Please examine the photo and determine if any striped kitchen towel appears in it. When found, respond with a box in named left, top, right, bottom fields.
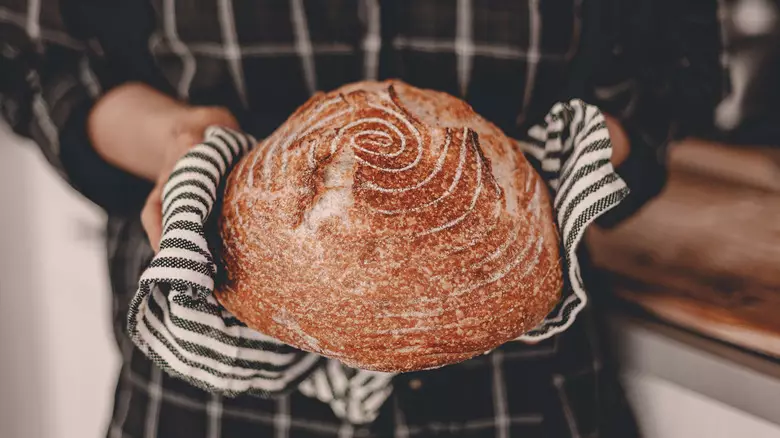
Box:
left=127, top=99, right=629, bottom=424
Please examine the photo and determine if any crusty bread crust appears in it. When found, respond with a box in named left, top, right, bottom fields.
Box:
left=217, top=80, right=562, bottom=372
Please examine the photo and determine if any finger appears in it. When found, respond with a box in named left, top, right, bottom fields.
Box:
left=141, top=184, right=164, bottom=253
left=603, top=114, right=630, bottom=166
left=193, top=106, right=240, bottom=130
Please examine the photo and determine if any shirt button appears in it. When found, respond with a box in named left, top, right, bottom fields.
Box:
left=408, top=378, right=423, bottom=390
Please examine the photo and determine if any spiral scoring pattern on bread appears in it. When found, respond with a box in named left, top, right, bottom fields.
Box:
left=218, top=81, right=562, bottom=372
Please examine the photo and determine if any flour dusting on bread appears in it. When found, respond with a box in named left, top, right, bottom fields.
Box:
left=218, top=80, right=562, bottom=372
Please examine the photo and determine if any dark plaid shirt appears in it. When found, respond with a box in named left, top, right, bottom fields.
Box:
left=1, top=0, right=723, bottom=436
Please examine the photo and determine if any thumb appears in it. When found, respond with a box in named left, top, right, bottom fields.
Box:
left=141, top=183, right=164, bottom=253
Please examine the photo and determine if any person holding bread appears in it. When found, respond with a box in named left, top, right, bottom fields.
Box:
left=1, top=0, right=723, bottom=437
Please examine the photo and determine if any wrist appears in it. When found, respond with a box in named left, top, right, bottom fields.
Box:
left=89, top=83, right=189, bottom=180
left=88, top=83, right=238, bottom=181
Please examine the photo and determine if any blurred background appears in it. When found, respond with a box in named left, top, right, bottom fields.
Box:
left=2, top=0, right=780, bottom=437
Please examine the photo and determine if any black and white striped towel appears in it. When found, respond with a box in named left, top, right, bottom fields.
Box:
left=128, top=99, right=629, bottom=424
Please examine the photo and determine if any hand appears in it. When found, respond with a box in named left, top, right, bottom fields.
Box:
left=140, top=107, right=238, bottom=252
left=88, top=83, right=239, bottom=251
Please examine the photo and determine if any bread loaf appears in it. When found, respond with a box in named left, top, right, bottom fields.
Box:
left=217, top=80, right=562, bottom=372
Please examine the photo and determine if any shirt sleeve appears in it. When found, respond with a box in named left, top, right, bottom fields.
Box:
left=573, top=0, right=724, bottom=227
left=0, top=0, right=153, bottom=215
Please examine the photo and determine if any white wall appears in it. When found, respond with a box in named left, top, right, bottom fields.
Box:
left=0, top=125, right=119, bottom=438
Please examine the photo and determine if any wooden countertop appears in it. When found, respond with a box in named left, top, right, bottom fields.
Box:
left=588, top=139, right=780, bottom=358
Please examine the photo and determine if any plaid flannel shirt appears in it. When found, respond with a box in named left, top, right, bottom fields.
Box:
left=1, top=0, right=723, bottom=436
